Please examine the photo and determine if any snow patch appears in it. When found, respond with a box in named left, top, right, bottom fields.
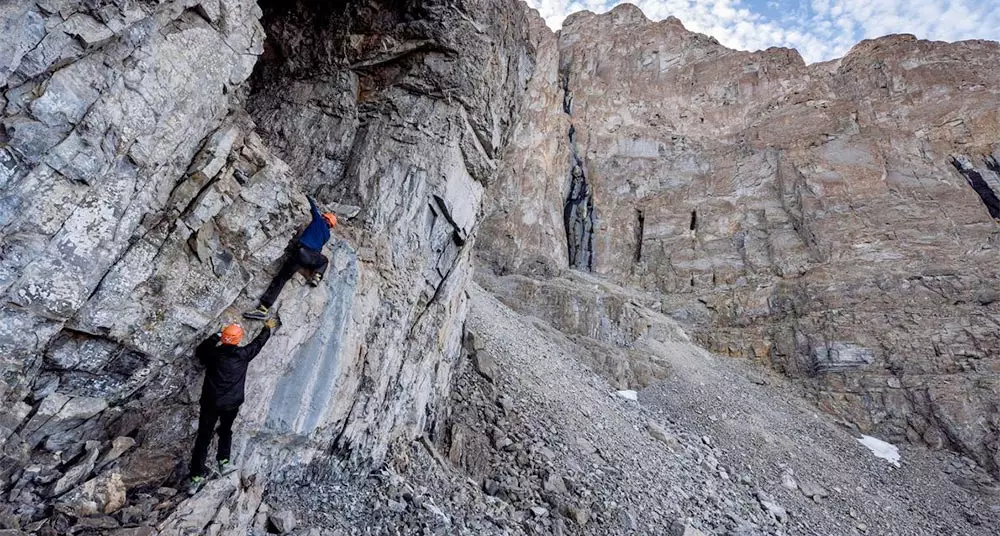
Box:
left=857, top=435, right=901, bottom=467
left=616, top=390, right=638, bottom=401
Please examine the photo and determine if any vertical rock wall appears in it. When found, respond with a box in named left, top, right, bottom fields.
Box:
left=480, top=4, right=1000, bottom=477
left=0, top=0, right=536, bottom=530
left=242, top=0, right=535, bottom=462
left=476, top=13, right=570, bottom=277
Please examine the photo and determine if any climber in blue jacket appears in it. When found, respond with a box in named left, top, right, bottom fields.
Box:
left=244, top=196, right=337, bottom=320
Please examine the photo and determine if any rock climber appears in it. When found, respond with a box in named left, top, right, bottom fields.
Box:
left=244, top=196, right=337, bottom=320
left=188, top=319, right=278, bottom=494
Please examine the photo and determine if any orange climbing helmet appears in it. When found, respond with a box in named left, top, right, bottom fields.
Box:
left=322, top=212, right=338, bottom=228
left=220, top=324, right=244, bottom=346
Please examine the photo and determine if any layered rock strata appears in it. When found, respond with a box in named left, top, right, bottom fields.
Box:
left=0, top=0, right=536, bottom=531
left=479, top=4, right=1000, bottom=477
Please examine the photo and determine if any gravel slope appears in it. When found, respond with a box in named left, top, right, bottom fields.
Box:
left=265, top=284, right=1000, bottom=535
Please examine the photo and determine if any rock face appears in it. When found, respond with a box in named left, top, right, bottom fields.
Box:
left=2, top=0, right=1000, bottom=531
left=242, top=0, right=534, bottom=460
left=478, top=4, right=1000, bottom=477
left=0, top=0, right=535, bottom=530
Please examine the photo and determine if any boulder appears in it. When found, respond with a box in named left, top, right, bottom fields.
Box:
left=50, top=441, right=100, bottom=497
left=55, top=471, right=126, bottom=517
left=98, top=436, right=137, bottom=468
left=564, top=506, right=590, bottom=526
left=268, top=509, right=297, bottom=534
left=647, top=422, right=679, bottom=450
left=543, top=473, right=568, bottom=494
left=472, top=350, right=498, bottom=383
left=756, top=492, right=788, bottom=524
left=108, top=527, right=155, bottom=536
left=798, top=479, right=830, bottom=500
left=119, top=450, right=175, bottom=489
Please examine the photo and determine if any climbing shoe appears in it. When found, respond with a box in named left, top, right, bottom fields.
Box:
left=242, top=305, right=270, bottom=320
left=308, top=273, right=323, bottom=287
left=187, top=475, right=206, bottom=495
left=217, top=459, right=237, bottom=477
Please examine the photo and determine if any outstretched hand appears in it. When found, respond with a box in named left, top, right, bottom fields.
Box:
left=264, top=316, right=280, bottom=330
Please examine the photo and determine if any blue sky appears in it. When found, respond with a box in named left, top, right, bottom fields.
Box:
left=525, top=0, right=1000, bottom=63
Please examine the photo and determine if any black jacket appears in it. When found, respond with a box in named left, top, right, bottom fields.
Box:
left=195, top=327, right=271, bottom=409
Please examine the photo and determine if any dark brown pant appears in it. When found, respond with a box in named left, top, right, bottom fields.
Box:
left=259, top=246, right=329, bottom=308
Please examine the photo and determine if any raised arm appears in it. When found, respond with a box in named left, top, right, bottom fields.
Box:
left=239, top=326, right=272, bottom=363
left=307, top=196, right=322, bottom=221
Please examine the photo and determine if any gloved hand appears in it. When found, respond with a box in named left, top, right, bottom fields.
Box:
left=264, top=317, right=279, bottom=330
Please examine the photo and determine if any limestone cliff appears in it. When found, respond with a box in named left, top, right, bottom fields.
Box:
left=479, top=4, right=1000, bottom=478
left=1, top=0, right=999, bottom=532
left=0, top=0, right=535, bottom=531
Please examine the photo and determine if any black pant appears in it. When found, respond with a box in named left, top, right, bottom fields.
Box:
left=259, top=246, right=329, bottom=308
left=190, top=403, right=240, bottom=478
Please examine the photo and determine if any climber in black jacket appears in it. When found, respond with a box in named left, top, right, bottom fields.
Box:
left=187, top=319, right=278, bottom=494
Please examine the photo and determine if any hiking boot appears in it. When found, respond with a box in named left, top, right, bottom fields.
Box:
left=308, top=273, right=323, bottom=287
left=242, top=305, right=270, bottom=320
left=217, top=459, right=237, bottom=477
left=187, top=475, right=206, bottom=495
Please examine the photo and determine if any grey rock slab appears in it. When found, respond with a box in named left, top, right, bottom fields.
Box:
left=60, top=13, right=115, bottom=47
left=99, top=436, right=137, bottom=467
left=757, top=494, right=788, bottom=524
left=472, top=350, right=497, bottom=383
left=798, top=479, right=829, bottom=500
left=647, top=421, right=679, bottom=449
left=269, top=509, right=297, bottom=533
left=28, top=57, right=105, bottom=128
left=186, top=126, right=242, bottom=182
left=0, top=0, right=46, bottom=86
left=50, top=440, right=100, bottom=496
left=55, top=470, right=127, bottom=517
left=543, top=473, right=568, bottom=495
left=72, top=514, right=121, bottom=531
left=326, top=202, right=361, bottom=219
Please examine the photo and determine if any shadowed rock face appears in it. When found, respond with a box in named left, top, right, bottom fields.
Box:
left=479, top=4, right=1000, bottom=477
left=0, top=0, right=535, bottom=530
left=239, top=0, right=536, bottom=462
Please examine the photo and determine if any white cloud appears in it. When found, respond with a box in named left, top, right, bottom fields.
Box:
left=524, top=0, right=1000, bottom=63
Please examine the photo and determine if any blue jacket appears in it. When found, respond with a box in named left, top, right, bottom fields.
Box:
left=298, top=198, right=330, bottom=252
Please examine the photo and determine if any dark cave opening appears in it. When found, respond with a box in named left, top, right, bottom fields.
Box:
left=950, top=157, right=1000, bottom=220
left=634, top=209, right=644, bottom=263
